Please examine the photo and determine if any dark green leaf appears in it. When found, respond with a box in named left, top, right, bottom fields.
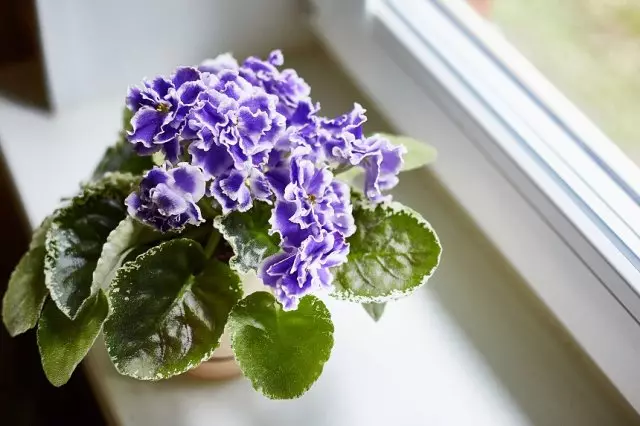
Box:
left=37, top=290, right=109, bottom=387
left=362, top=302, right=386, bottom=322
left=44, top=173, right=137, bottom=319
left=213, top=202, right=280, bottom=273
left=104, top=239, right=242, bottom=380
left=336, top=133, right=437, bottom=184
left=92, top=108, right=152, bottom=180
left=92, top=217, right=164, bottom=292
left=228, top=292, right=334, bottom=399
left=92, top=138, right=154, bottom=181
left=332, top=200, right=441, bottom=302
left=2, top=217, right=52, bottom=336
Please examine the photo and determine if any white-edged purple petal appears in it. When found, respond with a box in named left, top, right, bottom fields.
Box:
left=127, top=164, right=205, bottom=232
left=151, top=183, right=188, bottom=216
left=129, top=108, right=164, bottom=147
left=172, top=67, right=201, bottom=88
left=189, top=143, right=234, bottom=179
left=169, top=162, right=206, bottom=200
left=199, top=53, right=239, bottom=75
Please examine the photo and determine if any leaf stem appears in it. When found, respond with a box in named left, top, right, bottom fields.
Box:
left=203, top=230, right=221, bottom=259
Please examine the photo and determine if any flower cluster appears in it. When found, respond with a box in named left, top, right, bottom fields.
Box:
left=124, top=50, right=405, bottom=308
left=126, top=163, right=205, bottom=232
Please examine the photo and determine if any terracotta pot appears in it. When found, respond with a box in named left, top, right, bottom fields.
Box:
left=186, top=272, right=263, bottom=381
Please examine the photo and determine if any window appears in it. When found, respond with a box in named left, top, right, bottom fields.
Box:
left=480, top=0, right=640, bottom=167
left=310, top=0, right=640, bottom=413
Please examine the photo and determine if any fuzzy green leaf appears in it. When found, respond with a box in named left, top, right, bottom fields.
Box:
left=92, top=139, right=154, bottom=181
left=104, top=239, right=242, bottom=380
left=336, top=133, right=437, bottom=184
left=362, top=302, right=386, bottom=322
left=332, top=201, right=441, bottom=303
left=228, top=292, right=334, bottom=399
left=44, top=173, right=137, bottom=319
left=213, top=202, right=280, bottom=273
left=92, top=217, right=164, bottom=292
left=37, top=290, right=109, bottom=386
left=92, top=109, right=152, bottom=180
left=2, top=217, right=52, bottom=336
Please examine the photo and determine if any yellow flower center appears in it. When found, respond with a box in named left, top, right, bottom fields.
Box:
left=155, top=103, right=170, bottom=113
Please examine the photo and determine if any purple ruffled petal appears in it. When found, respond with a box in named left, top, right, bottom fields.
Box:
left=129, top=108, right=164, bottom=147
left=172, top=67, right=201, bottom=88
left=127, top=164, right=205, bottom=232
left=152, top=183, right=188, bottom=216
left=169, top=162, right=206, bottom=199
left=189, top=143, right=234, bottom=179
left=199, top=53, right=239, bottom=75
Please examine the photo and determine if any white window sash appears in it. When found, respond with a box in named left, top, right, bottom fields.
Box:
left=311, top=0, right=640, bottom=411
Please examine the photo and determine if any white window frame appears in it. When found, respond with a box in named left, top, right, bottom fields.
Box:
left=310, top=0, right=640, bottom=411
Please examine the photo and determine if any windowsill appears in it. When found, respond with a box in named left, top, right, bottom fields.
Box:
left=0, top=46, right=636, bottom=425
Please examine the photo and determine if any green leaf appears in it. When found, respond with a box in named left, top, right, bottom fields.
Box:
left=92, top=217, right=164, bottom=292
left=92, top=138, right=154, bottom=181
left=336, top=133, right=437, bottom=184
left=104, top=239, right=242, bottom=380
left=121, top=107, right=134, bottom=132
left=332, top=200, right=441, bottom=303
left=2, top=217, right=52, bottom=336
left=227, top=292, right=334, bottom=399
left=362, top=302, right=386, bottom=322
left=37, top=290, right=109, bottom=387
left=31, top=216, right=54, bottom=248
left=381, top=133, right=437, bottom=171
left=92, top=108, right=152, bottom=180
left=44, top=173, right=137, bottom=319
left=213, top=202, right=280, bottom=273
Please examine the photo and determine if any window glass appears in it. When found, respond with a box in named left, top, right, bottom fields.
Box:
left=467, top=0, right=640, bottom=166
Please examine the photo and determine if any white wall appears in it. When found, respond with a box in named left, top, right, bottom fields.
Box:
left=35, top=0, right=311, bottom=109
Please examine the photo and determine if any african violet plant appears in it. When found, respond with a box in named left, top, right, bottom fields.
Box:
left=2, top=50, right=441, bottom=399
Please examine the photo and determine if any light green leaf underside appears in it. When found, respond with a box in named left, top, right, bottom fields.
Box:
left=332, top=200, right=442, bottom=303
left=379, top=133, right=437, bottom=171
left=2, top=217, right=52, bottom=336
left=37, top=290, right=109, bottom=387
left=32, top=216, right=54, bottom=249
left=92, top=217, right=164, bottom=293
left=213, top=202, right=280, bottom=274
left=3, top=247, right=48, bottom=336
left=104, top=239, right=242, bottom=380
left=44, top=173, right=136, bottom=319
left=228, top=292, right=334, bottom=399
left=362, top=302, right=386, bottom=322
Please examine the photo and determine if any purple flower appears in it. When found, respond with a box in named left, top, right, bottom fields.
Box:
left=199, top=53, right=239, bottom=75
left=283, top=103, right=405, bottom=202
left=125, top=163, right=206, bottom=232
left=259, top=231, right=349, bottom=310
left=186, top=70, right=286, bottom=169
left=281, top=103, right=367, bottom=166
left=240, top=50, right=311, bottom=122
left=349, top=135, right=405, bottom=202
left=209, top=167, right=271, bottom=214
left=271, top=159, right=354, bottom=244
left=120, top=51, right=406, bottom=310
left=127, top=67, right=205, bottom=162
